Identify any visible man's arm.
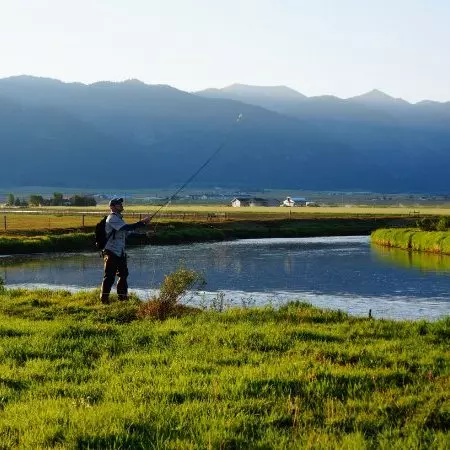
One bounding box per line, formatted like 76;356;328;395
117;215;150;232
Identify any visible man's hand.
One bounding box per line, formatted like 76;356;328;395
141;215;151;225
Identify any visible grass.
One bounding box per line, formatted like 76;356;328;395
0;217;420;255
0;288;448;448
372;228;450;254
1;205;450;232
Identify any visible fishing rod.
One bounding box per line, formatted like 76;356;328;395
148;113;243;221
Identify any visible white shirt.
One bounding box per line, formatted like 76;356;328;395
104;212;130;257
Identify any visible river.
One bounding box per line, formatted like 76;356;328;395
1;236;449;320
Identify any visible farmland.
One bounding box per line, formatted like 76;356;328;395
1;205;449;233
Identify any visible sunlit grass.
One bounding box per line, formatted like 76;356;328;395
1;205;450;233
0;288;448;448
372;228;450;255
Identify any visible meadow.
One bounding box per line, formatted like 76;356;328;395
1;205;450;232
0;285;449;449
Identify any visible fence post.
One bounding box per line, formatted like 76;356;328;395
82;215;85;227
3;215;6;231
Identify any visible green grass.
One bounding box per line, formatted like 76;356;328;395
0;289;448;448
372;228;450;254
1;218;419;255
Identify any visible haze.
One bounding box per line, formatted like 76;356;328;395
1;0;449;103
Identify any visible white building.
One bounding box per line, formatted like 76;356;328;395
282;196;307;207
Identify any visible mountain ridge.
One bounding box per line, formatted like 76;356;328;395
1;75;449;192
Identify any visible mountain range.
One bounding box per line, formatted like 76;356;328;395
0;76;449;192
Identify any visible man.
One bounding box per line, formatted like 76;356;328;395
100;198;150;304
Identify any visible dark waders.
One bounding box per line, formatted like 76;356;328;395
100;250;129;303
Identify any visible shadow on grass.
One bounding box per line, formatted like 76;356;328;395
0;377;29;392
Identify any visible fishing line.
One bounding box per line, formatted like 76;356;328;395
146;113;243;288
149;113;243;221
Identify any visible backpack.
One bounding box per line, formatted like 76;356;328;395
95;216;115;250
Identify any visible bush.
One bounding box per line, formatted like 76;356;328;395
416;217;438;231
416;216;450;232
137;267;205;320
436;216;450;231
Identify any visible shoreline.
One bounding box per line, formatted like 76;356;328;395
0;217;417;255
371;228;450;255
2;283;448;322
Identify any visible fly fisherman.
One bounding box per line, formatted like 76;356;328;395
100;198;150;304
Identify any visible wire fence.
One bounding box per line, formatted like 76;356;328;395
0;211;232;232
0;208;424;232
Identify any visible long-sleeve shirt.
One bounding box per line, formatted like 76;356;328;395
104;212;146;256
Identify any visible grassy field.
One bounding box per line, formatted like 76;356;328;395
1;205;450;232
0;286;448;449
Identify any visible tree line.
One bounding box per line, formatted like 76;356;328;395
4;192;97;207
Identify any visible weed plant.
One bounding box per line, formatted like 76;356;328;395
137;267;205;320
0;287;448;448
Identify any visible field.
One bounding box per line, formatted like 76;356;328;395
0;287;449;449
1;205;450;232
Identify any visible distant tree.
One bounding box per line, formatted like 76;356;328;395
69;195;97;207
14;198;21;206
6;193;14;206
52;192;64;206
29;195;45;206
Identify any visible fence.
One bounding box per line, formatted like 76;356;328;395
0;210;229;232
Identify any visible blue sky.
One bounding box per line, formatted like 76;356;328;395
1;0;449;102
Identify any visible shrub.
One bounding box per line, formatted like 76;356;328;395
416;217;438;231
436;216;450;231
415;216;450;232
137;267;205;320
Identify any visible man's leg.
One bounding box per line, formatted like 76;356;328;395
116;254;129;300
100;251;118;304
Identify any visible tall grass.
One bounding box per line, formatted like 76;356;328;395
0;288;448;448
372;228;450;254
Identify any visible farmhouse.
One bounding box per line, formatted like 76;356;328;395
282;196;307;207
231;197;280;207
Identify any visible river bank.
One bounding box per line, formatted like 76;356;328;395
0;287;448;448
0;217;417;254
371;228;450;254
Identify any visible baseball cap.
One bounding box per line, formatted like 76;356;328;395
109;197;123;207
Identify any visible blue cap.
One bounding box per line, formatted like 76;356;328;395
109;197;123;207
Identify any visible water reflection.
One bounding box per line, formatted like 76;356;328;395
372;244;450;273
1;237;449;320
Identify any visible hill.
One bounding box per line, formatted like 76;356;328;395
1;76;449;192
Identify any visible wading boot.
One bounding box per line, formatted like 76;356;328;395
100;293;110;304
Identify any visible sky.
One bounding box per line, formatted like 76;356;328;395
1;0;449;103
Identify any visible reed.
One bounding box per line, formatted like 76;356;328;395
372;228;450;254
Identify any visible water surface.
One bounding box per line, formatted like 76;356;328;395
1;236;449;320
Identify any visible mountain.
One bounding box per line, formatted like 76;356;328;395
349;89;410;106
1;76;449;192
196;83;307;114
